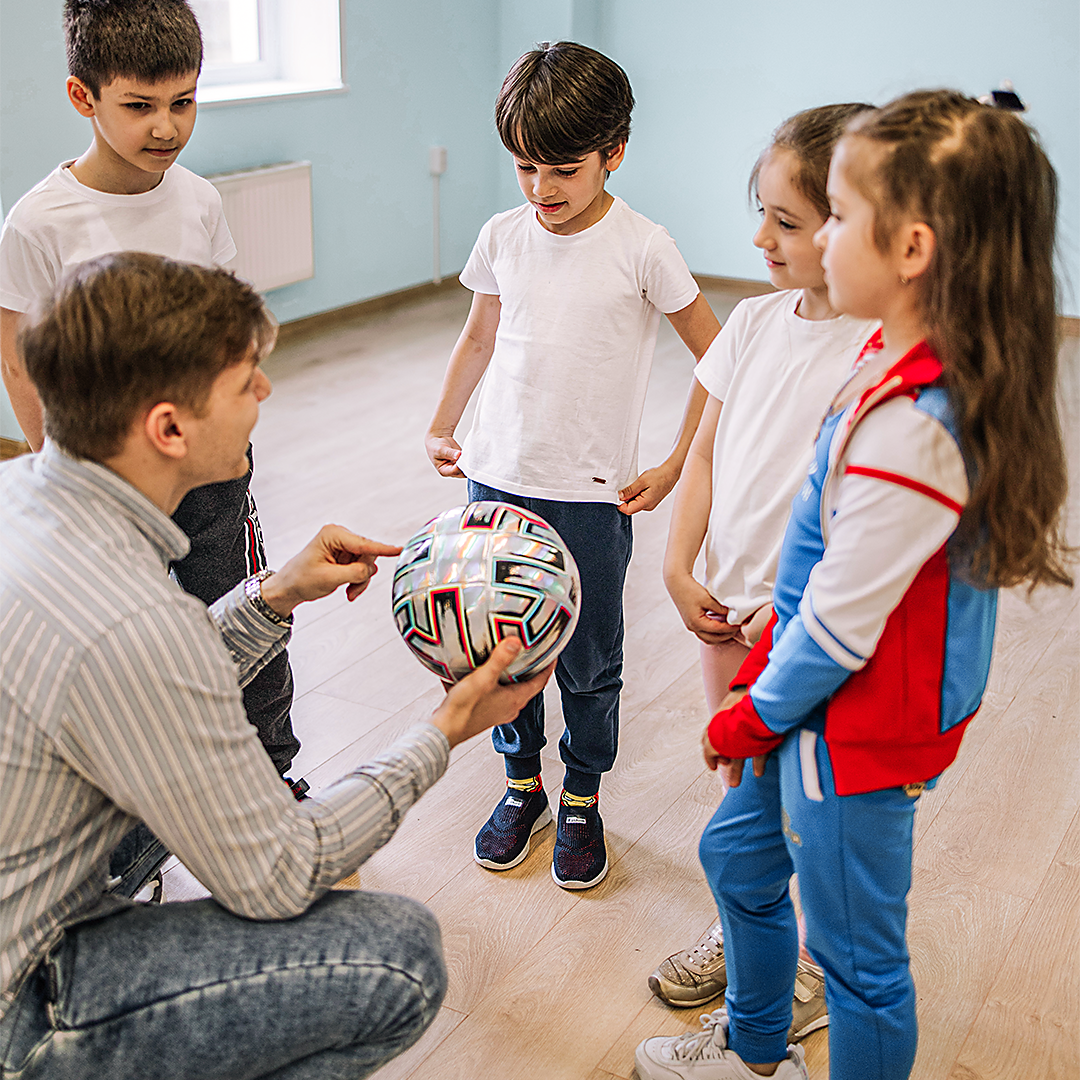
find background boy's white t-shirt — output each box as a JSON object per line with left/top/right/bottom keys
{"left": 457, "top": 197, "right": 700, "bottom": 503}
{"left": 0, "top": 162, "right": 236, "bottom": 312}
{"left": 695, "top": 289, "right": 877, "bottom": 622}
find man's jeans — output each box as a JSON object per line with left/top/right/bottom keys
{"left": 0, "top": 890, "right": 446, "bottom": 1079}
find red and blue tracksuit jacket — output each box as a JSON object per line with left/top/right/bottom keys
{"left": 707, "top": 336, "right": 998, "bottom": 796}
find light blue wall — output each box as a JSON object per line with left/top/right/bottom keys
{"left": 600, "top": 0, "right": 1079, "bottom": 315}
{"left": 3, "top": 0, "right": 1075, "bottom": 317}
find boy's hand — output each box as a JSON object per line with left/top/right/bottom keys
{"left": 431, "top": 637, "right": 554, "bottom": 748}
{"left": 617, "top": 461, "right": 679, "bottom": 515}
{"left": 261, "top": 525, "right": 403, "bottom": 616}
{"left": 426, "top": 433, "right": 465, "bottom": 478}
{"left": 666, "top": 573, "right": 741, "bottom": 645}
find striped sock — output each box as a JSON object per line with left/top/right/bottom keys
{"left": 507, "top": 776, "right": 542, "bottom": 793}
{"left": 560, "top": 790, "right": 598, "bottom": 808}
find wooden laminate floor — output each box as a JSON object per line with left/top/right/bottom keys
{"left": 164, "top": 283, "right": 1080, "bottom": 1080}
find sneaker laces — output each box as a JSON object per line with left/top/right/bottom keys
{"left": 686, "top": 927, "right": 724, "bottom": 965}
{"left": 667, "top": 1011, "right": 730, "bottom": 1063}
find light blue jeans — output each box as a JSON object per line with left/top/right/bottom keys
{"left": 0, "top": 890, "right": 446, "bottom": 1079}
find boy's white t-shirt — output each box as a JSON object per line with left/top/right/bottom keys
{"left": 457, "top": 196, "right": 700, "bottom": 503}
{"left": 0, "top": 162, "right": 236, "bottom": 312}
{"left": 695, "top": 289, "right": 877, "bottom": 622}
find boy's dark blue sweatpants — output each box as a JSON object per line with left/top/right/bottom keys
{"left": 170, "top": 446, "right": 298, "bottom": 773}
{"left": 109, "top": 447, "right": 297, "bottom": 896}
{"left": 467, "top": 480, "right": 632, "bottom": 798}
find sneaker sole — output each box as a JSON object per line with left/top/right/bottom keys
{"left": 474, "top": 806, "right": 552, "bottom": 870}
{"left": 551, "top": 855, "right": 608, "bottom": 890}
{"left": 646, "top": 972, "right": 725, "bottom": 1008}
{"left": 789, "top": 1013, "right": 830, "bottom": 1041}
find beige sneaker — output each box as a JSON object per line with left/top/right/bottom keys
{"left": 635, "top": 1008, "right": 810, "bottom": 1080}
{"left": 788, "top": 958, "right": 828, "bottom": 1041}
{"left": 648, "top": 918, "right": 727, "bottom": 1007}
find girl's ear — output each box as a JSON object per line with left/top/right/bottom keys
{"left": 899, "top": 221, "right": 935, "bottom": 283}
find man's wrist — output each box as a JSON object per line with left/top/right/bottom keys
{"left": 245, "top": 569, "right": 293, "bottom": 625}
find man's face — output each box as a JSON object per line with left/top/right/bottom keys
{"left": 182, "top": 350, "right": 272, "bottom": 487}
{"left": 77, "top": 72, "right": 198, "bottom": 187}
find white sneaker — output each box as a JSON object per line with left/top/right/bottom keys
{"left": 634, "top": 1009, "right": 809, "bottom": 1080}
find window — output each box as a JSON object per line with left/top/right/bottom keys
{"left": 190, "top": 0, "right": 345, "bottom": 106}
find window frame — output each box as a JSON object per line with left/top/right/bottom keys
{"left": 193, "top": 0, "right": 346, "bottom": 108}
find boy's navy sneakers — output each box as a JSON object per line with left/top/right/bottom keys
{"left": 551, "top": 798, "right": 608, "bottom": 890}
{"left": 474, "top": 786, "right": 552, "bottom": 869}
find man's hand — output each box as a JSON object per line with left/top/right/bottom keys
{"left": 431, "top": 637, "right": 554, "bottom": 748}
{"left": 666, "top": 572, "right": 742, "bottom": 645}
{"left": 617, "top": 461, "right": 679, "bottom": 515}
{"left": 426, "top": 433, "right": 465, "bottom": 478}
{"left": 260, "top": 525, "right": 403, "bottom": 617}
{"left": 701, "top": 687, "right": 767, "bottom": 790}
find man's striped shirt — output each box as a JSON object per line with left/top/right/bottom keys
{"left": 1, "top": 444, "right": 449, "bottom": 1016}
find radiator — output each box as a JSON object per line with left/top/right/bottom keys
{"left": 206, "top": 161, "right": 314, "bottom": 292}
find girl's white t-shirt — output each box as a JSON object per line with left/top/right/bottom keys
{"left": 457, "top": 197, "right": 700, "bottom": 503}
{"left": 695, "top": 289, "right": 877, "bottom": 622}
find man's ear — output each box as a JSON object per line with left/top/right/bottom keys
{"left": 143, "top": 401, "right": 189, "bottom": 460}
{"left": 899, "top": 221, "right": 935, "bottom": 283}
{"left": 66, "top": 77, "right": 98, "bottom": 118}
{"left": 603, "top": 141, "right": 627, "bottom": 174}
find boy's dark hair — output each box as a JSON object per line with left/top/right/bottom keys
{"left": 21, "top": 252, "right": 276, "bottom": 461}
{"left": 495, "top": 41, "right": 634, "bottom": 164}
{"left": 64, "top": 0, "right": 203, "bottom": 96}
{"left": 749, "top": 103, "right": 876, "bottom": 221}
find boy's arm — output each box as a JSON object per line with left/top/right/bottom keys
{"left": 1, "top": 308, "right": 44, "bottom": 452}
{"left": 425, "top": 291, "right": 501, "bottom": 478}
{"left": 618, "top": 293, "right": 720, "bottom": 514}
{"left": 662, "top": 391, "right": 740, "bottom": 645}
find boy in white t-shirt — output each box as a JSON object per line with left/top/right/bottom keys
{"left": 426, "top": 42, "right": 720, "bottom": 890}
{"left": 0, "top": 0, "right": 303, "bottom": 897}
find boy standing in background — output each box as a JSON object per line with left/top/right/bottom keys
{"left": 427, "top": 42, "right": 720, "bottom": 890}
{"left": 0, "top": 0, "right": 302, "bottom": 893}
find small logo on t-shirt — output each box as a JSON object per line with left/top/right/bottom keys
{"left": 592, "top": 477, "right": 607, "bottom": 484}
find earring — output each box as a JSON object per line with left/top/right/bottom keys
{"left": 900, "top": 274, "right": 910, "bottom": 285}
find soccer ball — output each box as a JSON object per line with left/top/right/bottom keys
{"left": 392, "top": 502, "right": 581, "bottom": 683}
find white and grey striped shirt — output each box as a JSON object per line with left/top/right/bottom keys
{"left": 0, "top": 444, "right": 449, "bottom": 1016}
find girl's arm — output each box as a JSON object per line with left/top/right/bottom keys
{"left": 425, "top": 291, "right": 501, "bottom": 477}
{"left": 662, "top": 391, "right": 740, "bottom": 645}
{"left": 618, "top": 293, "right": 720, "bottom": 514}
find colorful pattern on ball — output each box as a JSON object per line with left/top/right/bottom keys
{"left": 392, "top": 502, "right": 581, "bottom": 683}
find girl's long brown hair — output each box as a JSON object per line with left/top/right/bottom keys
{"left": 846, "top": 90, "right": 1073, "bottom": 590}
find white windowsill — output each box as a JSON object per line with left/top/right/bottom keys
{"left": 198, "top": 80, "right": 348, "bottom": 107}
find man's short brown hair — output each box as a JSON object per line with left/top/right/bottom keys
{"left": 21, "top": 252, "right": 276, "bottom": 460}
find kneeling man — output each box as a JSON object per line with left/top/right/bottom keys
{"left": 0, "top": 252, "right": 549, "bottom": 1079}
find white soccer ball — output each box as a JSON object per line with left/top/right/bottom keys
{"left": 392, "top": 502, "right": 581, "bottom": 683}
